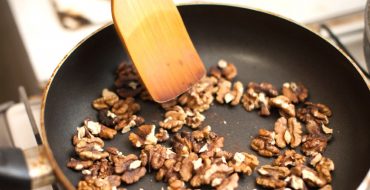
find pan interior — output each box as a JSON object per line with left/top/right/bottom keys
{"left": 44, "top": 5, "right": 370, "bottom": 189}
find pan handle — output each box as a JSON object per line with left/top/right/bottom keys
{"left": 0, "top": 146, "right": 55, "bottom": 189}
{"left": 0, "top": 147, "right": 31, "bottom": 189}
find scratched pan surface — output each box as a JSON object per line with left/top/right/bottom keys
{"left": 42, "top": 4, "right": 370, "bottom": 190}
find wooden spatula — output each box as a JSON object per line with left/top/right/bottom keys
{"left": 112, "top": 0, "right": 206, "bottom": 103}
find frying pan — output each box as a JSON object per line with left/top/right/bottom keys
{"left": 1, "top": 4, "right": 369, "bottom": 190}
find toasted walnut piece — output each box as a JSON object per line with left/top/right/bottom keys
{"left": 215, "top": 173, "right": 239, "bottom": 190}
{"left": 301, "top": 166, "right": 327, "bottom": 187}
{"left": 192, "top": 125, "right": 211, "bottom": 141}
{"left": 112, "top": 154, "right": 138, "bottom": 174}
{"left": 315, "top": 157, "right": 334, "bottom": 183}
{"left": 115, "top": 115, "right": 144, "bottom": 133}
{"left": 178, "top": 76, "right": 217, "bottom": 112}
{"left": 258, "top": 165, "right": 291, "bottom": 179}
{"left": 160, "top": 106, "right": 186, "bottom": 132}
{"left": 156, "top": 128, "right": 170, "bottom": 142}
{"left": 216, "top": 79, "right": 232, "bottom": 104}
{"left": 121, "top": 166, "right": 146, "bottom": 184}
{"left": 282, "top": 82, "right": 308, "bottom": 103}
{"left": 140, "top": 144, "right": 170, "bottom": 170}
{"left": 179, "top": 153, "right": 198, "bottom": 181}
{"left": 99, "top": 125, "right": 117, "bottom": 139}
{"left": 84, "top": 119, "right": 101, "bottom": 135}
{"left": 270, "top": 95, "right": 296, "bottom": 117}
{"left": 129, "top": 125, "right": 158, "bottom": 148}
{"left": 251, "top": 129, "right": 280, "bottom": 157}
{"left": 111, "top": 97, "right": 140, "bottom": 120}
{"left": 156, "top": 158, "right": 180, "bottom": 182}
{"left": 297, "top": 102, "right": 332, "bottom": 125}
{"left": 301, "top": 135, "right": 328, "bottom": 156}
{"left": 161, "top": 99, "right": 178, "bottom": 110}
{"left": 256, "top": 176, "right": 286, "bottom": 189}
{"left": 286, "top": 117, "right": 302, "bottom": 148}
{"left": 228, "top": 152, "right": 259, "bottom": 175}
{"left": 274, "top": 117, "right": 288, "bottom": 148}
{"left": 75, "top": 137, "right": 109, "bottom": 160}
{"left": 98, "top": 109, "right": 120, "bottom": 127}
{"left": 184, "top": 108, "right": 205, "bottom": 129}
{"left": 92, "top": 89, "right": 120, "bottom": 110}
{"left": 105, "top": 147, "right": 122, "bottom": 156}
{"left": 230, "top": 81, "right": 244, "bottom": 106}
{"left": 285, "top": 175, "right": 306, "bottom": 190}
{"left": 84, "top": 159, "right": 114, "bottom": 179}
{"left": 273, "top": 150, "right": 305, "bottom": 167}
{"left": 67, "top": 158, "right": 93, "bottom": 170}
{"left": 202, "top": 163, "right": 234, "bottom": 185}
{"left": 172, "top": 132, "right": 194, "bottom": 156}
{"left": 248, "top": 82, "right": 279, "bottom": 97}
{"left": 319, "top": 184, "right": 333, "bottom": 190}
{"left": 168, "top": 178, "right": 186, "bottom": 190}
{"left": 115, "top": 62, "right": 144, "bottom": 98}
{"left": 78, "top": 175, "right": 120, "bottom": 190}
{"left": 209, "top": 59, "right": 237, "bottom": 80}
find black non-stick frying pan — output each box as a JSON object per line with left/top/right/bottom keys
{"left": 2, "top": 4, "right": 370, "bottom": 190}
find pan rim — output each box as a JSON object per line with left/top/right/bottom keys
{"left": 40, "top": 3, "right": 370, "bottom": 190}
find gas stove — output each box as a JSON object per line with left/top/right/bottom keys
{"left": 1, "top": 0, "right": 369, "bottom": 189}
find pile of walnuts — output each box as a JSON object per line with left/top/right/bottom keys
{"left": 246, "top": 82, "right": 335, "bottom": 189}
{"left": 67, "top": 60, "right": 335, "bottom": 190}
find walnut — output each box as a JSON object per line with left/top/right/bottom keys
{"left": 77, "top": 175, "right": 121, "bottom": 190}
{"left": 286, "top": 117, "right": 303, "bottom": 148}
{"left": 179, "top": 152, "right": 198, "bottom": 181}
{"left": 285, "top": 175, "right": 306, "bottom": 190}
{"left": 228, "top": 152, "right": 259, "bottom": 175}
{"left": 184, "top": 108, "right": 205, "bottom": 129}
{"left": 105, "top": 147, "right": 123, "bottom": 156}
{"left": 121, "top": 166, "right": 146, "bottom": 184}
{"left": 216, "top": 79, "right": 231, "bottom": 104}
{"left": 156, "top": 158, "right": 180, "bottom": 182}
{"left": 115, "top": 62, "right": 144, "bottom": 98}
{"left": 301, "top": 166, "right": 327, "bottom": 187}
{"left": 178, "top": 76, "right": 217, "bottom": 112}
{"left": 241, "top": 82, "right": 278, "bottom": 116}
{"left": 98, "top": 109, "right": 120, "bottom": 127}
{"left": 273, "top": 150, "right": 305, "bottom": 167}
{"left": 256, "top": 165, "right": 290, "bottom": 189}
{"left": 111, "top": 97, "right": 140, "bottom": 120}
{"left": 230, "top": 81, "right": 244, "bottom": 106}
{"left": 84, "top": 119, "right": 102, "bottom": 135}
{"left": 270, "top": 95, "right": 296, "bottom": 117}
{"left": 129, "top": 125, "right": 158, "bottom": 148}
{"left": 140, "top": 144, "right": 173, "bottom": 170}
{"left": 75, "top": 137, "right": 109, "bottom": 160}
{"left": 274, "top": 117, "right": 288, "bottom": 148}
{"left": 191, "top": 125, "right": 211, "bottom": 141}
{"left": 301, "top": 135, "right": 328, "bottom": 156}
{"left": 67, "top": 158, "right": 93, "bottom": 170}
{"left": 198, "top": 163, "right": 234, "bottom": 186}
{"left": 98, "top": 125, "right": 117, "bottom": 140}
{"left": 215, "top": 173, "right": 239, "bottom": 190}
{"left": 209, "top": 59, "right": 237, "bottom": 80}
{"left": 159, "top": 106, "right": 186, "bottom": 132}
{"left": 168, "top": 178, "right": 186, "bottom": 190}
{"left": 115, "top": 115, "right": 144, "bottom": 133}
{"left": 92, "top": 89, "right": 119, "bottom": 110}
{"left": 112, "top": 154, "right": 139, "bottom": 174}
{"left": 155, "top": 128, "right": 169, "bottom": 142}
{"left": 297, "top": 102, "right": 332, "bottom": 125}
{"left": 315, "top": 157, "right": 334, "bottom": 183}
{"left": 84, "top": 159, "right": 114, "bottom": 179}
{"left": 172, "top": 132, "right": 194, "bottom": 156}
{"left": 319, "top": 184, "right": 333, "bottom": 190}
{"left": 251, "top": 129, "right": 280, "bottom": 157}
{"left": 305, "top": 120, "right": 333, "bottom": 142}
{"left": 282, "top": 82, "right": 308, "bottom": 103}
{"left": 161, "top": 99, "right": 178, "bottom": 110}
